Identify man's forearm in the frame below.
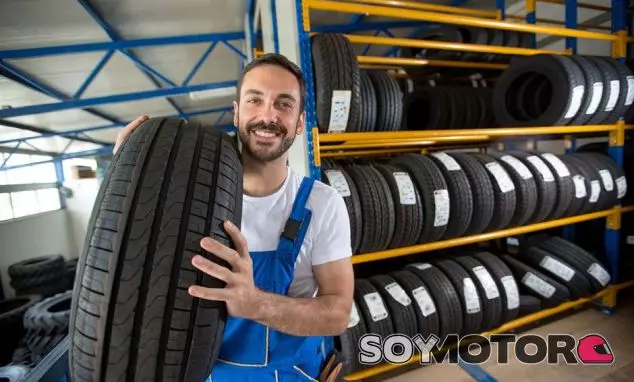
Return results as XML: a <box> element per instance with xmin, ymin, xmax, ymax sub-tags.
<box><xmin>250</xmin><ymin>289</ymin><xmax>350</xmax><ymax>337</ymax></box>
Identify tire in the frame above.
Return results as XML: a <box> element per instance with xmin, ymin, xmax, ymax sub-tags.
<box><xmin>567</xmin><ymin>153</ymin><xmax>604</xmax><ymax>212</ymax></box>
<box><xmin>472</xmin><ymin>252</ymin><xmax>519</xmax><ymax>324</ymax></box>
<box><xmin>359</xmin><ymin>70</ymin><xmax>378</xmax><ymax>132</ymax></box>
<box><xmin>336</xmin><ymin>300</ymin><xmax>367</xmax><ymax>374</ymax></box>
<box><xmin>322</xmin><ymin>166</ymin><xmax>363</xmax><ymax>254</ymax></box>
<box><xmin>446</xmin><ymin>152</ymin><xmax>495</xmax><ymax>235</ymax></box>
<box><xmin>557</xmin><ymin>156</ymin><xmax>586</xmax><ymax>217</ymax></box>
<box><xmin>483</xmin><ymin>29</ymin><xmax>505</xmax><ymax>62</ymax></box>
<box><xmin>454</xmin><ymin>255</ymin><xmax>503</xmax><ymax>331</ymax></box>
<box><xmin>492</xmin><ymin>54</ymin><xmax>587</xmax><ymax>127</ymax></box>
<box><xmin>407</xmin><ymin>263</ymin><xmax>463</xmax><ymax>342</ymax></box>
<box><xmin>567</xmin><ymin>55</ymin><xmax>604</xmax><ymax>126</ymax></box>
<box><xmin>428</xmin><ymin>152</ymin><xmax>474</xmax><ymax>239</ymax></box>
<box><xmin>434</xmin><ymin>259</ymin><xmax>483</xmax><ymax>335</ymax></box>
<box><xmin>0</xmin><ymin>365</ymin><xmax>31</xmax><ymax>382</ymax></box>
<box><xmin>0</xmin><ymin>295</ymin><xmax>42</xmax><ymax>365</ymax></box>
<box><xmin>506</xmin><ymin>151</ymin><xmax>556</xmax><ymax>223</ymax></box>
<box><xmin>402</xmin><ymin>88</ymin><xmax>452</xmax><ymax>130</ymax></box>
<box><xmin>585</xmin><ymin>56</ymin><xmax>620</xmax><ymax>125</ymax></box>
<box><xmin>518</xmin><ymin>247</ymin><xmax>592</xmax><ymax>299</ymax></box>
<box><xmin>583</xmin><ymin>152</ymin><xmax>625</xmax><ymax>207</ymax></box>
<box><xmin>443</xmin><ymin>88</ymin><xmax>468</xmax><ymax>128</ymax></box>
<box><xmin>469</xmin><ymin>153</ymin><xmax>516</xmax><ymax>231</ymax></box>
<box><xmin>518</xmin><ymin>295</ymin><xmax>541</xmax><ymax>317</ymax></box>
<box><xmin>577</xmin><ymin>153</ymin><xmax>616</xmax><ymax>210</ymax></box>
<box><xmin>354</xmin><ymin>279</ymin><xmax>394</xmax><ymax>339</ymax></box>
<box><xmin>462</xmin><ymin>87</ymin><xmax>483</xmax><ymax>128</ymax></box>
<box><xmin>489</xmin><ymin>152</ymin><xmax>538</xmax><ymax>227</ymax></box>
<box><xmin>24</xmin><ymin>291</ymin><xmax>72</xmax><ymax>334</ymax></box>
<box><xmin>460</xmin><ymin>27</ymin><xmax>490</xmax><ymax>62</ymax></box>
<box><xmin>367</xmin><ymin>70</ymin><xmax>404</xmax><ymax>131</ymax></box>
<box><xmin>28</xmin><ymin>331</ymin><xmax>67</xmax><ymax>364</ymax></box>
<box><xmin>500</xmin><ymin>254</ymin><xmax>571</xmax><ymax>308</ymax></box>
<box><xmin>390</xmin><ymin>270</ymin><xmax>441</xmax><ymax>339</ymax></box>
<box><xmin>374</xmin><ymin>164</ymin><xmax>423</xmax><ymax>248</ymax></box>
<box><xmin>534</xmin><ymin>236</ymin><xmax>611</xmax><ymax>293</ymax></box>
<box><xmin>538</xmin><ymin>152</ymin><xmax>574</xmax><ymax>220</ymax></box>
<box><xmin>368</xmin><ymin>275</ymin><xmax>418</xmax><ymax>338</ymax></box>
<box><xmin>390</xmin><ymin>154</ymin><xmax>450</xmax><ymax>242</ymax></box>
<box><xmin>602</xmin><ymin>58</ymin><xmax>634</xmax><ymax>124</ymax></box>
<box><xmin>311</xmin><ymin>33</ymin><xmax>361</xmax><ymax>133</ymax></box>
<box><xmin>8</xmin><ymin>255</ymin><xmax>67</xmax><ymax>296</ymax></box>
<box><xmin>68</xmin><ymin>118</ymin><xmax>243</xmax><ymax>382</ymax></box>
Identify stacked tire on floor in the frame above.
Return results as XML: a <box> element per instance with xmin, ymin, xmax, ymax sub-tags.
<box><xmin>324</xmin><ymin>149</ymin><xmax>626</xmax><ymax>256</ymax></box>
<box><xmin>61</xmin><ymin>118</ymin><xmax>243</xmax><ymax>381</ymax></box>
<box><xmin>337</xmin><ymin>235</ymin><xmax>611</xmax><ymax>374</ymax></box>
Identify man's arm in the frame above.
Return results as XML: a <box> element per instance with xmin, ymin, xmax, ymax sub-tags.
<box><xmin>250</xmin><ymin>257</ymin><xmax>354</xmax><ymax>336</ymax></box>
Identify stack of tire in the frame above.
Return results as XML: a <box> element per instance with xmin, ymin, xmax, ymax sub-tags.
<box><xmin>323</xmin><ymin>149</ymin><xmax>626</xmax><ymax>255</ymax></box>
<box><xmin>336</xmin><ymin>236</ymin><xmax>610</xmax><ymax>375</ymax></box>
<box><xmin>493</xmin><ymin>54</ymin><xmax>634</xmax><ymax>127</ymax></box>
<box><xmin>8</xmin><ymin>255</ymin><xmax>72</xmax><ymax>298</ymax></box>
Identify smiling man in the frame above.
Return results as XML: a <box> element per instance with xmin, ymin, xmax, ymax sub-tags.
<box><xmin>114</xmin><ymin>53</ymin><xmax>354</xmax><ymax>381</ymax></box>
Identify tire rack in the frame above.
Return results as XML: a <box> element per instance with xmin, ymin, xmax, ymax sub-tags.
<box><xmin>296</xmin><ymin>0</ymin><xmax>634</xmax><ymax>380</ymax></box>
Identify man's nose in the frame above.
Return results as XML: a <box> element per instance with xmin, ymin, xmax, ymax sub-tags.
<box><xmin>260</xmin><ymin>102</ymin><xmax>280</xmax><ymax>124</ymax></box>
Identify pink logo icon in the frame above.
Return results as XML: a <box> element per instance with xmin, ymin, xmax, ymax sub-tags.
<box><xmin>577</xmin><ymin>334</ymin><xmax>614</xmax><ymax>364</ymax></box>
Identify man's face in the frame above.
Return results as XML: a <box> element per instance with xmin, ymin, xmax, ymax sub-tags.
<box><xmin>234</xmin><ymin>64</ymin><xmax>305</xmax><ymax>162</ymax></box>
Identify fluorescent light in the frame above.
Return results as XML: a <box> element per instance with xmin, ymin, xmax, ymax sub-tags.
<box><xmin>189</xmin><ymin>86</ymin><xmax>237</xmax><ymax>100</ymax></box>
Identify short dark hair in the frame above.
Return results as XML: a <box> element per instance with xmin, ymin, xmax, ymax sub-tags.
<box><xmin>236</xmin><ymin>53</ymin><xmax>307</xmax><ymax>113</ymax></box>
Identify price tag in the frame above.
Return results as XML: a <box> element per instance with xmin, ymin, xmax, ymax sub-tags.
<box><xmin>590</xmin><ymin>180</ymin><xmax>601</xmax><ymax>203</ymax></box>
<box><xmin>540</xmin><ymin>256</ymin><xmax>576</xmax><ymax>282</ymax></box>
<box><xmin>393</xmin><ymin>171</ymin><xmax>416</xmax><ymax>205</ymax></box>
<box><xmin>348</xmin><ymin>301</ymin><xmax>360</xmax><ymax>328</ymax></box>
<box><xmin>324</xmin><ymin>170</ymin><xmax>351</xmax><ymax>197</ymax></box>
<box><xmin>541</xmin><ymin>154</ymin><xmax>570</xmax><ymax>177</ymax></box>
<box><xmin>605</xmin><ymin>80</ymin><xmax>620</xmax><ymax>112</ymax></box>
<box><xmin>522</xmin><ymin>272</ymin><xmax>556</xmax><ymax>299</ymax></box>
<box><xmin>431</xmin><ymin>152</ymin><xmax>461</xmax><ymax>171</ymax></box>
<box><xmin>585</xmin><ymin>82</ymin><xmax>604</xmax><ymax>115</ymax></box>
<box><xmin>501</xmin><ymin>155</ymin><xmax>533</xmax><ymax>180</ymax></box>
<box><xmin>599</xmin><ymin>170</ymin><xmax>614</xmax><ymax>192</ymax></box>
<box><xmin>501</xmin><ymin>275</ymin><xmax>519</xmax><ymax>310</ymax></box>
<box><xmin>385</xmin><ymin>282</ymin><xmax>412</xmax><ymax>307</ymax></box>
<box><xmin>463</xmin><ymin>278</ymin><xmax>481</xmax><ymax>314</ymax></box>
<box><xmin>617</xmin><ymin>176</ymin><xmax>627</xmax><ymax>199</ymax></box>
<box><xmin>573</xmin><ymin>175</ymin><xmax>587</xmax><ymax>199</ymax></box>
<box><xmin>587</xmin><ymin>263</ymin><xmax>610</xmax><ymax>287</ymax></box>
<box><xmin>412</xmin><ymin>286</ymin><xmax>437</xmax><ymax>317</ymax></box>
<box><xmin>411</xmin><ymin>263</ymin><xmax>432</xmax><ymax>271</ymax></box>
<box><xmin>327</xmin><ymin>90</ymin><xmax>352</xmax><ymax>133</ymax></box>
<box><xmin>486</xmin><ymin>162</ymin><xmax>515</xmax><ymax>193</ymax></box>
<box><xmin>473</xmin><ymin>266</ymin><xmax>500</xmax><ymax>300</ymax></box>
<box><xmin>564</xmin><ymin>85</ymin><xmax>585</xmax><ymax>119</ymax></box>
<box><xmin>526</xmin><ymin>156</ymin><xmax>555</xmax><ymax>182</ymax></box>
<box><xmin>363</xmin><ymin>292</ymin><xmax>389</xmax><ymax>322</ymax></box>
<box><xmin>433</xmin><ymin>189</ymin><xmax>450</xmax><ymax>227</ymax></box>
<box><xmin>627</xmin><ymin>76</ymin><xmax>634</xmax><ymax>106</ymax></box>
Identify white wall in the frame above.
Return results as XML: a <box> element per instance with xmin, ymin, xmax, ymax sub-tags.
<box><xmin>0</xmin><ymin>209</ymin><xmax>74</xmax><ymax>298</ymax></box>
<box><xmin>63</xmin><ymin>178</ymin><xmax>100</xmax><ymax>258</ymax></box>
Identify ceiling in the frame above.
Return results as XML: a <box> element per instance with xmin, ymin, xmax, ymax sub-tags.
<box><xmin>0</xmin><ymin>0</ymin><xmax>612</xmax><ymax>155</ymax></box>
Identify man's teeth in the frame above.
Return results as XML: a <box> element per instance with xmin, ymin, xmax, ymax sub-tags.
<box><xmin>254</xmin><ymin>130</ymin><xmax>276</xmax><ymax>138</ymax></box>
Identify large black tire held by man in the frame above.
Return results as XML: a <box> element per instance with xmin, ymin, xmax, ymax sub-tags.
<box><xmin>68</xmin><ymin>118</ymin><xmax>243</xmax><ymax>382</ymax></box>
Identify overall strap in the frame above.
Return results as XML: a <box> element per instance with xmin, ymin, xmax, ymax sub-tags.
<box><xmin>277</xmin><ymin>176</ymin><xmax>315</xmax><ymax>253</ymax></box>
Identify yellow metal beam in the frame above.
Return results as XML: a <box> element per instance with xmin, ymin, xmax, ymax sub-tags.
<box><xmin>345</xmin><ymin>34</ymin><xmax>567</xmax><ymax>56</ymax></box>
<box><xmin>305</xmin><ymin>0</ymin><xmax>618</xmax><ymax>41</ymax></box>
<box><xmin>616</xmin><ymin>280</ymin><xmax>634</xmax><ymax>291</ymax></box>
<box><xmin>341</xmin><ymin>0</ymin><xmax>497</xmax><ymax>18</ymax></box>
<box><xmin>538</xmin><ymin>0</ymin><xmax>611</xmax><ymax>12</ymax></box>
<box><xmin>358</xmin><ymin>56</ymin><xmax>509</xmax><ymax>70</ymax></box>
<box><xmin>321</xmin><ymin>148</ymin><xmax>422</xmax><ymax>158</ymax></box>
<box><xmin>351</xmin><ymin>207</ymin><xmax>619</xmax><ymax>264</ymax></box>
<box><xmin>506</xmin><ymin>14</ymin><xmax>612</xmax><ymax>31</ymax></box>
<box><xmin>621</xmin><ymin>205</ymin><xmax>634</xmax><ymax>214</ymax></box>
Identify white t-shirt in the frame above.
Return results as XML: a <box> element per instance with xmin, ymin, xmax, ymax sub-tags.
<box><xmin>241</xmin><ymin>167</ymin><xmax>352</xmax><ymax>298</ymax></box>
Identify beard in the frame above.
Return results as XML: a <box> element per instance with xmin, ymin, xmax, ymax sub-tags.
<box><xmin>238</xmin><ymin>118</ymin><xmax>297</xmax><ymax>162</ymax></box>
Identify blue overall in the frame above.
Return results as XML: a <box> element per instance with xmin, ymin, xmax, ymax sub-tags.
<box><xmin>207</xmin><ymin>176</ymin><xmax>335</xmax><ymax>382</ymax></box>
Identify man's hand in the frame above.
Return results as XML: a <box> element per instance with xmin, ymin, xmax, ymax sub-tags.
<box><xmin>188</xmin><ymin>220</ymin><xmax>262</xmax><ymax>320</ymax></box>
<box><xmin>113</xmin><ymin>115</ymin><xmax>149</xmax><ymax>154</ymax></box>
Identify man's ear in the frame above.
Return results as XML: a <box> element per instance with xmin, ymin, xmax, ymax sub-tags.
<box><xmin>296</xmin><ymin>111</ymin><xmax>306</xmax><ymax>135</ymax></box>
<box><xmin>233</xmin><ymin>100</ymin><xmax>239</xmax><ymax>127</ymax></box>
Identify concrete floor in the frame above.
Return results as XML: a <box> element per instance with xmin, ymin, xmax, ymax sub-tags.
<box><xmin>370</xmin><ymin>290</ymin><xmax>634</xmax><ymax>382</ymax></box>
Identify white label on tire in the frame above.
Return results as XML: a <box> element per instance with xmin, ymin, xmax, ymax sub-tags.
<box><xmin>599</xmin><ymin>169</ymin><xmax>614</xmax><ymax>192</ymax></box>
<box><xmin>564</xmin><ymin>85</ymin><xmax>585</xmax><ymax>119</ymax></box>
<box><xmin>385</xmin><ymin>282</ymin><xmax>412</xmax><ymax>307</ymax></box>
<box><xmin>348</xmin><ymin>302</ymin><xmax>360</xmax><ymax>328</ymax></box>
<box><xmin>605</xmin><ymin>80</ymin><xmax>620</xmax><ymax>112</ymax></box>
<box><xmin>527</xmin><ymin>156</ymin><xmax>555</xmax><ymax>182</ymax></box>
<box><xmin>617</xmin><ymin>176</ymin><xmax>627</xmax><ymax>199</ymax></box>
<box><xmin>393</xmin><ymin>171</ymin><xmax>416</xmax><ymax>205</ymax></box>
<box><xmin>501</xmin><ymin>155</ymin><xmax>533</xmax><ymax>180</ymax></box>
<box><xmin>363</xmin><ymin>292</ymin><xmax>389</xmax><ymax>322</ymax></box>
<box><xmin>431</xmin><ymin>152</ymin><xmax>461</xmax><ymax>171</ymax></box>
<box><xmin>507</xmin><ymin>237</ymin><xmax>520</xmax><ymax>247</ymax></box>
<box><xmin>587</xmin><ymin>263</ymin><xmax>611</xmax><ymax>286</ymax></box>
<box><xmin>433</xmin><ymin>189</ymin><xmax>450</xmax><ymax>227</ymax></box>
<box><xmin>590</xmin><ymin>180</ymin><xmax>601</xmax><ymax>203</ymax></box>
<box><xmin>411</xmin><ymin>263</ymin><xmax>432</xmax><ymax>271</ymax></box>
<box><xmin>585</xmin><ymin>82</ymin><xmax>604</xmax><ymax>115</ymax></box>
<box><xmin>412</xmin><ymin>286</ymin><xmax>436</xmax><ymax>317</ymax></box>
<box><xmin>485</xmin><ymin>162</ymin><xmax>515</xmax><ymax>193</ymax></box>
<box><xmin>541</xmin><ymin>154</ymin><xmax>570</xmax><ymax>177</ymax></box>
<box><xmin>522</xmin><ymin>272</ymin><xmax>556</xmax><ymax>299</ymax></box>
<box><xmin>473</xmin><ymin>266</ymin><xmax>500</xmax><ymax>300</ymax></box>
<box><xmin>463</xmin><ymin>278</ymin><xmax>481</xmax><ymax>314</ymax></box>
<box><xmin>573</xmin><ymin>175</ymin><xmax>587</xmax><ymax>199</ymax></box>
<box><xmin>327</xmin><ymin>90</ymin><xmax>352</xmax><ymax>133</ymax></box>
<box><xmin>324</xmin><ymin>170</ymin><xmax>351</xmax><ymax>197</ymax></box>
<box><xmin>501</xmin><ymin>275</ymin><xmax>519</xmax><ymax>310</ymax></box>
<box><xmin>627</xmin><ymin>235</ymin><xmax>634</xmax><ymax>245</ymax></box>
<box><xmin>540</xmin><ymin>255</ymin><xmax>576</xmax><ymax>282</ymax></box>
<box><xmin>627</xmin><ymin>76</ymin><xmax>634</xmax><ymax>106</ymax></box>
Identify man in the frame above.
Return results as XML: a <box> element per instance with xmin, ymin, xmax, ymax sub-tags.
<box><xmin>114</xmin><ymin>53</ymin><xmax>354</xmax><ymax>381</ymax></box>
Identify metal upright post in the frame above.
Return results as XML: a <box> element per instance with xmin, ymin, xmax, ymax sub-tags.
<box><xmin>525</xmin><ymin>0</ymin><xmax>537</xmax><ymax>48</ymax></box>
